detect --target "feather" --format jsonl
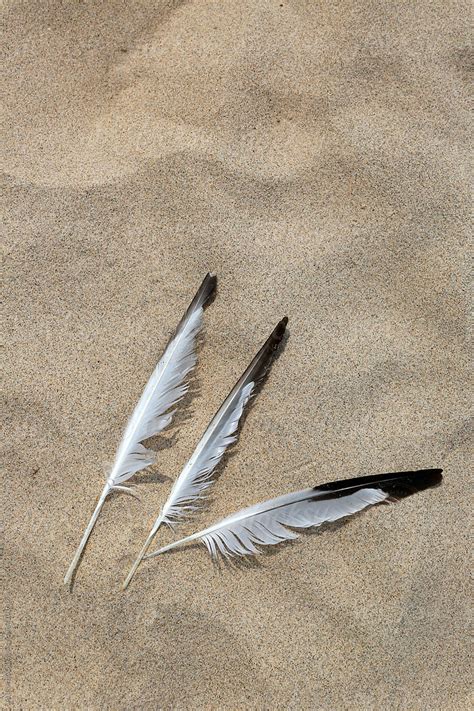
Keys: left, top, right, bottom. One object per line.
{"left": 145, "top": 469, "right": 443, "bottom": 562}
{"left": 122, "top": 317, "right": 288, "bottom": 588}
{"left": 64, "top": 273, "right": 216, "bottom": 585}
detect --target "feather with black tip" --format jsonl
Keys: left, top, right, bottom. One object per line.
{"left": 122, "top": 317, "right": 288, "bottom": 588}
{"left": 64, "top": 273, "right": 216, "bottom": 585}
{"left": 144, "top": 469, "right": 442, "bottom": 563}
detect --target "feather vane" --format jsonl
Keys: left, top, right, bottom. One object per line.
{"left": 161, "top": 381, "right": 254, "bottom": 523}
{"left": 108, "top": 307, "right": 202, "bottom": 487}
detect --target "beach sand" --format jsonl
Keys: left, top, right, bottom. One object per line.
{"left": 3, "top": 1, "right": 471, "bottom": 708}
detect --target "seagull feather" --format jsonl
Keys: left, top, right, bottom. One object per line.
{"left": 64, "top": 273, "right": 216, "bottom": 585}
{"left": 122, "top": 317, "right": 288, "bottom": 588}
{"left": 145, "top": 469, "right": 443, "bottom": 562}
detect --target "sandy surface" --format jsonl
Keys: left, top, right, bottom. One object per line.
{"left": 3, "top": 1, "right": 471, "bottom": 709}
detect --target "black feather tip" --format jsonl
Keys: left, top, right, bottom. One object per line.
{"left": 313, "top": 469, "right": 443, "bottom": 500}
{"left": 243, "top": 316, "right": 288, "bottom": 392}
{"left": 201, "top": 272, "right": 217, "bottom": 306}
{"left": 270, "top": 316, "right": 288, "bottom": 349}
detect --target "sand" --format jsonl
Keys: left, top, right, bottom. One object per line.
{"left": 3, "top": 1, "right": 471, "bottom": 709}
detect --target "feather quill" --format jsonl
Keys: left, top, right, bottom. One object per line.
{"left": 64, "top": 273, "right": 216, "bottom": 585}
{"left": 145, "top": 469, "right": 442, "bottom": 562}
{"left": 122, "top": 317, "right": 288, "bottom": 588}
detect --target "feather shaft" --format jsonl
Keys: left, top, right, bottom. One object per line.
{"left": 64, "top": 483, "right": 110, "bottom": 586}
{"left": 122, "top": 523, "right": 162, "bottom": 590}
{"left": 145, "top": 530, "right": 202, "bottom": 558}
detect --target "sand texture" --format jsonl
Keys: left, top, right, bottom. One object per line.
{"left": 3, "top": 1, "right": 471, "bottom": 709}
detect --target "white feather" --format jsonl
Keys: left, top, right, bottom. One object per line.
{"left": 145, "top": 486, "right": 388, "bottom": 561}
{"left": 64, "top": 273, "right": 215, "bottom": 585}
{"left": 121, "top": 317, "right": 288, "bottom": 588}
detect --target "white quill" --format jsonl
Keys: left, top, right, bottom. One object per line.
{"left": 122, "top": 317, "right": 288, "bottom": 588}
{"left": 64, "top": 273, "right": 216, "bottom": 585}
{"left": 144, "top": 469, "right": 442, "bottom": 562}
